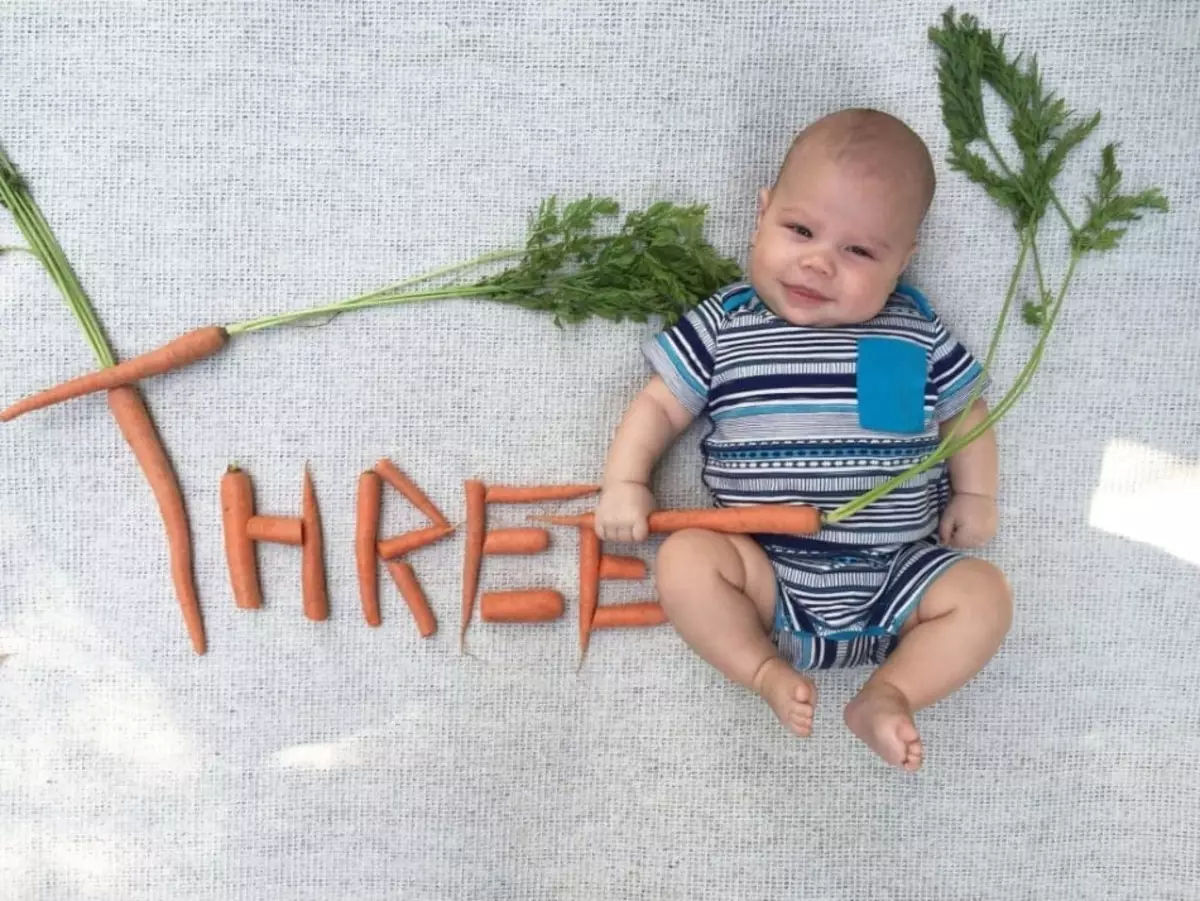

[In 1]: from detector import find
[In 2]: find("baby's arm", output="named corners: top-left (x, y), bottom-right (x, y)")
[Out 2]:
top-left (595, 375), bottom-right (695, 542)
top-left (938, 398), bottom-right (999, 547)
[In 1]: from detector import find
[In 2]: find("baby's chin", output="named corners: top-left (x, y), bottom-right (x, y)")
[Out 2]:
top-left (761, 292), bottom-right (864, 328)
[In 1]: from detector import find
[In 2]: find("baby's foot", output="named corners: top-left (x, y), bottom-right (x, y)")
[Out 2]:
top-left (752, 656), bottom-right (816, 738)
top-left (844, 682), bottom-right (923, 771)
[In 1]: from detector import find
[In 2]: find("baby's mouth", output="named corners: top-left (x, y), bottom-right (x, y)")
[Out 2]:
top-left (781, 283), bottom-right (835, 306)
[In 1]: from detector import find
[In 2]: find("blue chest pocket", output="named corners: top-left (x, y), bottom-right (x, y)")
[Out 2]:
top-left (856, 337), bottom-right (929, 434)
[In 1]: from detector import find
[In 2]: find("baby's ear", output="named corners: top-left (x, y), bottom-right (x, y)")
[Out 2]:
top-left (755, 187), bottom-right (771, 227)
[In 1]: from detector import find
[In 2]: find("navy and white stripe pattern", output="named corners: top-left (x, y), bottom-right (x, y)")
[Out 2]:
top-left (643, 281), bottom-right (985, 668)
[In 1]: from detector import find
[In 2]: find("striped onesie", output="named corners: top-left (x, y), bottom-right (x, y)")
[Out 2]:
top-left (643, 281), bottom-right (988, 669)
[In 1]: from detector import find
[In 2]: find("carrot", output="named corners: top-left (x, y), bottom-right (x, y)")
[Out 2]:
top-left (460, 479), bottom-right (487, 647)
top-left (356, 470), bottom-right (382, 627)
top-left (386, 560), bottom-right (437, 637)
top-left (534, 504), bottom-right (823, 537)
top-left (2, 326), bottom-right (228, 422)
top-left (377, 523), bottom-right (454, 560)
top-left (220, 464), bottom-right (261, 610)
top-left (246, 514), bottom-right (304, 546)
top-left (484, 484), bottom-right (601, 504)
top-left (482, 527), bottom-right (550, 555)
top-left (598, 554), bottom-right (647, 581)
top-left (301, 468), bottom-right (327, 621)
top-left (107, 386), bottom-right (206, 654)
top-left (592, 602), bottom-right (667, 629)
top-left (480, 589), bottom-right (565, 623)
top-left (578, 526), bottom-right (601, 657)
top-left (374, 458), bottom-right (449, 528)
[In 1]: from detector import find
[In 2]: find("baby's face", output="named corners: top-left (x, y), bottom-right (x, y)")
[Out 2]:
top-left (748, 152), bottom-right (921, 327)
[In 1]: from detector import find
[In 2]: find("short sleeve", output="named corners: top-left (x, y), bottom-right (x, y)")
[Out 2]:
top-left (929, 315), bottom-right (990, 422)
top-left (641, 292), bottom-right (727, 416)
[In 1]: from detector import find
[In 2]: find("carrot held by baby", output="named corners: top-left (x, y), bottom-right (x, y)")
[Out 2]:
top-left (0, 197), bottom-right (740, 422)
top-left (533, 504), bottom-right (823, 536)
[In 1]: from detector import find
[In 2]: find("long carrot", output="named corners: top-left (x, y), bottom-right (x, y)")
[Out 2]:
top-left (534, 504), bottom-right (823, 537)
top-left (246, 514), bottom-right (304, 546)
top-left (484, 484), bottom-right (601, 504)
top-left (578, 526), bottom-right (601, 657)
top-left (377, 523), bottom-right (454, 560)
top-left (1, 326), bottom-right (228, 422)
top-left (357, 470), bottom-right (382, 627)
top-left (480, 589), bottom-right (565, 623)
top-left (598, 554), bottom-right (647, 581)
top-left (220, 464), bottom-right (261, 610)
top-left (460, 479), bottom-right (487, 648)
top-left (482, 527), bottom-right (550, 555)
top-left (107, 386), bottom-right (206, 654)
top-left (386, 560), bottom-right (437, 637)
top-left (592, 602), bottom-right (667, 629)
top-left (301, 468), bottom-right (327, 621)
top-left (374, 458), bottom-right (449, 528)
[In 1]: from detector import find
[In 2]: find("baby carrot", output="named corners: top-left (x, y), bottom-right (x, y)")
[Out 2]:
top-left (482, 527), bottom-right (550, 555)
top-left (1, 326), bottom-right (228, 422)
top-left (592, 602), bottom-right (668, 629)
top-left (357, 470), bottom-right (382, 627)
top-left (480, 589), bottom-right (565, 623)
top-left (598, 554), bottom-right (647, 581)
top-left (377, 523), bottom-right (454, 560)
top-left (107, 386), bottom-right (206, 654)
top-left (460, 479), bottom-right (487, 647)
top-left (220, 464), bottom-right (261, 610)
top-left (301, 468), bottom-right (327, 621)
top-left (484, 484), bottom-right (601, 504)
top-left (246, 514), bottom-right (304, 546)
top-left (578, 526), bottom-right (601, 657)
top-left (386, 560), bottom-right (437, 637)
top-left (374, 458), bottom-right (449, 528)
top-left (533, 504), bottom-right (823, 537)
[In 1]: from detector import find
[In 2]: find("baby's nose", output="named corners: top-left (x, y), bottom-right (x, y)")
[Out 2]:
top-left (800, 246), bottom-right (835, 276)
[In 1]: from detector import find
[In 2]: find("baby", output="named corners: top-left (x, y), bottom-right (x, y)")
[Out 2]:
top-left (595, 108), bottom-right (1012, 771)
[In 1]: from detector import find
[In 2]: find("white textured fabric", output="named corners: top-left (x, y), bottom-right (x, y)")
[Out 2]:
top-left (1, 2), bottom-right (1198, 899)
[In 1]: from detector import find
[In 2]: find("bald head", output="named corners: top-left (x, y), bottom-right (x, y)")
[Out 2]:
top-left (776, 108), bottom-right (936, 226)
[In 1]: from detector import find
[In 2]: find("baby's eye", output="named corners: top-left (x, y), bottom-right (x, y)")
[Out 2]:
top-left (788, 224), bottom-right (813, 238)
top-left (847, 245), bottom-right (875, 259)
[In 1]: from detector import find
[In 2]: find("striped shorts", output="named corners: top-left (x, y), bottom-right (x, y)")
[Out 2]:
top-left (765, 537), bottom-right (964, 670)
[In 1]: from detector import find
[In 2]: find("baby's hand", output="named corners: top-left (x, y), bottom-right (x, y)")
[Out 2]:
top-left (938, 492), bottom-right (998, 548)
top-left (594, 480), bottom-right (655, 542)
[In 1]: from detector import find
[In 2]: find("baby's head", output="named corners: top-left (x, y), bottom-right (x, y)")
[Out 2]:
top-left (748, 108), bottom-right (935, 327)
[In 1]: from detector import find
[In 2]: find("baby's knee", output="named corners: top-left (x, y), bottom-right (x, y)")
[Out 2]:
top-left (655, 529), bottom-right (730, 596)
top-left (956, 559), bottom-right (1013, 632)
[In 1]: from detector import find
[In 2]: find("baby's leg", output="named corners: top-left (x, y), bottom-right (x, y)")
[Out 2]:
top-left (655, 528), bottom-right (815, 737)
top-left (845, 558), bottom-right (1012, 771)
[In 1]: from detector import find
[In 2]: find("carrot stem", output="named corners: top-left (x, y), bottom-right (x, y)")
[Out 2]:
top-left (357, 471), bottom-right (382, 627)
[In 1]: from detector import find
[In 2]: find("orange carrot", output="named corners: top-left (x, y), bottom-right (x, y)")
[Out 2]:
top-left (386, 560), bottom-right (437, 637)
top-left (246, 514), bottom-right (304, 546)
top-left (2, 326), bottom-right (228, 422)
top-left (374, 458), bottom-right (449, 527)
top-left (484, 484), bottom-right (601, 504)
top-left (592, 602), bottom-right (667, 629)
top-left (534, 504), bottom-right (823, 537)
top-left (578, 526), bottom-right (601, 657)
top-left (598, 554), bottom-right (647, 581)
top-left (357, 470), bottom-right (382, 627)
top-left (482, 527), bottom-right (550, 555)
top-left (301, 468), bottom-right (327, 621)
top-left (220, 464), bottom-right (261, 610)
top-left (460, 479), bottom-right (487, 646)
top-left (107, 386), bottom-right (206, 654)
top-left (480, 589), bottom-right (565, 623)
top-left (377, 523), bottom-right (454, 560)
